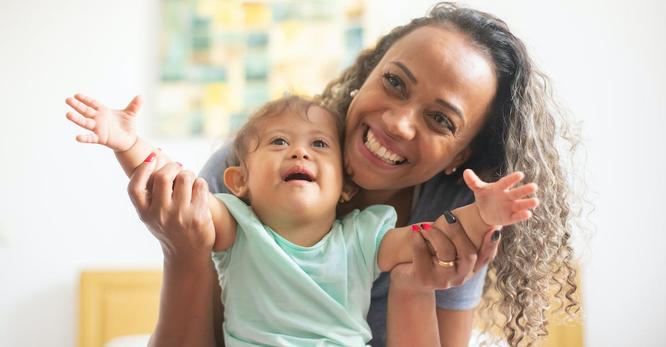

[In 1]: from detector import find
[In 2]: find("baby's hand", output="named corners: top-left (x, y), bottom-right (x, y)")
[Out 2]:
top-left (463, 169), bottom-right (539, 228)
top-left (65, 93), bottom-right (142, 152)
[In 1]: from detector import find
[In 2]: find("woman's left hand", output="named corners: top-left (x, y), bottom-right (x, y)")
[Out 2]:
top-left (392, 216), bottom-right (500, 292)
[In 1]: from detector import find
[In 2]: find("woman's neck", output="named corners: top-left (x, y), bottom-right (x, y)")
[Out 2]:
top-left (341, 186), bottom-right (414, 227)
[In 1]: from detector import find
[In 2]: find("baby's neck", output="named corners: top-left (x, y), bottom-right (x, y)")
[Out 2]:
top-left (254, 207), bottom-right (337, 247)
top-left (340, 187), bottom-right (414, 227)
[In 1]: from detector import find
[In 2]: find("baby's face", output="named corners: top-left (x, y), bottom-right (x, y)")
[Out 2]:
top-left (242, 106), bottom-right (343, 218)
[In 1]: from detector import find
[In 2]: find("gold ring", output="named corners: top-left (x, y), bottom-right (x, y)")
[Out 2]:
top-left (436, 259), bottom-right (455, 268)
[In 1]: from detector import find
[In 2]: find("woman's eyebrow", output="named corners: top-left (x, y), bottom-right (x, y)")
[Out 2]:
top-left (435, 98), bottom-right (465, 121)
top-left (391, 61), bottom-right (417, 84)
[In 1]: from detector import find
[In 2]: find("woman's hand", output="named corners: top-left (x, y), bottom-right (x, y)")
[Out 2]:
top-left (128, 160), bottom-right (215, 265)
top-left (386, 223), bottom-right (499, 347)
top-left (394, 215), bottom-right (499, 291)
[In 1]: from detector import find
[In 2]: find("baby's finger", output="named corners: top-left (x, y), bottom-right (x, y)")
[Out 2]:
top-left (462, 169), bottom-right (487, 191)
top-left (512, 198), bottom-right (539, 212)
top-left (508, 182), bottom-right (538, 199)
top-left (124, 95), bottom-right (143, 115)
top-left (510, 210), bottom-right (532, 223)
top-left (66, 97), bottom-right (96, 118)
top-left (66, 111), bottom-right (96, 130)
top-left (496, 171), bottom-right (525, 190)
top-left (75, 133), bottom-right (100, 144)
top-left (74, 93), bottom-right (103, 110)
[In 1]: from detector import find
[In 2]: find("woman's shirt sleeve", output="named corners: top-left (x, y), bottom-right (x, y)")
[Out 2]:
top-left (199, 144), bottom-right (233, 194)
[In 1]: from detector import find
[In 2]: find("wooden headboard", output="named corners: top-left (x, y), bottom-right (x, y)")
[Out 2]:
top-left (79, 270), bottom-right (162, 347)
top-left (78, 270), bottom-right (582, 347)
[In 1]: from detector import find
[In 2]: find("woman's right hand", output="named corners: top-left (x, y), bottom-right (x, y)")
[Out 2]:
top-left (128, 160), bottom-right (216, 265)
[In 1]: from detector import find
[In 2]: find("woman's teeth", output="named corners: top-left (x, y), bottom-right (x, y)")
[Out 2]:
top-left (364, 129), bottom-right (406, 165)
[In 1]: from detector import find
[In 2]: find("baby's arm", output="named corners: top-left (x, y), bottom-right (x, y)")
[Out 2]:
top-left (65, 93), bottom-right (236, 251)
top-left (377, 169), bottom-right (539, 271)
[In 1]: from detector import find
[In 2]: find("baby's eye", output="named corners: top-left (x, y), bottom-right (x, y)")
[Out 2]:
top-left (271, 137), bottom-right (288, 146)
top-left (312, 139), bottom-right (328, 148)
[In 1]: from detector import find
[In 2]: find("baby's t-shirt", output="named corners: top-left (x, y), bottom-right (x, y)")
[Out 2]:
top-left (211, 193), bottom-right (397, 347)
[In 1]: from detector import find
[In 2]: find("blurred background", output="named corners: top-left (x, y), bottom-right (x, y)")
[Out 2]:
top-left (1, 0), bottom-right (665, 346)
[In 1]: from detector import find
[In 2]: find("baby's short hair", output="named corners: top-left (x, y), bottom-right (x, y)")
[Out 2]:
top-left (227, 95), bottom-right (343, 169)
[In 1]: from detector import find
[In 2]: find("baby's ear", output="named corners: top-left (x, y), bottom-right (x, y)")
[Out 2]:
top-left (223, 166), bottom-right (249, 198)
top-left (340, 180), bottom-right (359, 203)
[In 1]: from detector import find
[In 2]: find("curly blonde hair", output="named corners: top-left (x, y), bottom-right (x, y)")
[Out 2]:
top-left (319, 2), bottom-right (581, 346)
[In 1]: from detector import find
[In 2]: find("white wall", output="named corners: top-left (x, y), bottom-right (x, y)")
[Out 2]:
top-left (1, 0), bottom-right (665, 346)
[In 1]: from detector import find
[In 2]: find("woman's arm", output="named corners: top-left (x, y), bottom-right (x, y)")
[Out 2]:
top-left (386, 222), bottom-right (500, 347)
top-left (129, 161), bottom-right (220, 346)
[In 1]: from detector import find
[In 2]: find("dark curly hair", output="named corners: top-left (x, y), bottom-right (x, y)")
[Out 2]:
top-left (319, 2), bottom-right (582, 346)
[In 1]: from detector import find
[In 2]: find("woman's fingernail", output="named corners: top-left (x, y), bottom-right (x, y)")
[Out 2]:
top-left (420, 223), bottom-right (432, 231)
top-left (176, 162), bottom-right (183, 167)
top-left (491, 230), bottom-right (502, 242)
top-left (411, 224), bottom-right (421, 232)
top-left (143, 152), bottom-right (156, 163)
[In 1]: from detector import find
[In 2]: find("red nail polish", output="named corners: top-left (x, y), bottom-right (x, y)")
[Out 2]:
top-left (421, 223), bottom-right (432, 231)
top-left (143, 152), bottom-right (156, 163)
top-left (411, 224), bottom-right (420, 232)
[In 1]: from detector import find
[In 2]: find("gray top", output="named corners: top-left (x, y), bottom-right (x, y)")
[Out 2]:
top-left (199, 145), bottom-right (487, 347)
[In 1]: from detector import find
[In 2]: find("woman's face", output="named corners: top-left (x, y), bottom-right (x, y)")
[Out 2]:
top-left (344, 25), bottom-right (498, 191)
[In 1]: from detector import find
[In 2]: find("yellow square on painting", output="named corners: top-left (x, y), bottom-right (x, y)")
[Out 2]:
top-left (243, 3), bottom-right (271, 27)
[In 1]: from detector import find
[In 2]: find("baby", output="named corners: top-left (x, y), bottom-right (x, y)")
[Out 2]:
top-left (66, 93), bottom-right (538, 346)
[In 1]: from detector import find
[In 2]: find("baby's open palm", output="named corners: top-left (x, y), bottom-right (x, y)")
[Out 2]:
top-left (463, 169), bottom-right (539, 227)
top-left (65, 94), bottom-right (142, 152)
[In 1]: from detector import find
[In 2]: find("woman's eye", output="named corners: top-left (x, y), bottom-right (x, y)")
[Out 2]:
top-left (428, 112), bottom-right (455, 133)
top-left (313, 139), bottom-right (328, 148)
top-left (271, 138), bottom-right (288, 146)
top-left (382, 73), bottom-right (406, 97)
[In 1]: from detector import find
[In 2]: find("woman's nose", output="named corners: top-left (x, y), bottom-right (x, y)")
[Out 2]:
top-left (290, 146), bottom-right (310, 160)
top-left (382, 106), bottom-right (417, 141)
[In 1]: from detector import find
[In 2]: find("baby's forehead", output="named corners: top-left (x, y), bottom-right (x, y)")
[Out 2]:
top-left (257, 107), bottom-right (340, 137)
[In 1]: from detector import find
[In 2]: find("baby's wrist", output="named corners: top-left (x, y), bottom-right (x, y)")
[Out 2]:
top-left (113, 134), bottom-right (139, 153)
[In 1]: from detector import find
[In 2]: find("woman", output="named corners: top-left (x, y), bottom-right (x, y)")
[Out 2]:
top-left (128, 2), bottom-right (579, 346)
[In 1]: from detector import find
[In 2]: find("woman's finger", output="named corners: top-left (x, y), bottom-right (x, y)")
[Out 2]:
top-left (431, 214), bottom-right (477, 279)
top-left (172, 170), bottom-right (196, 210)
top-left (151, 162), bottom-right (182, 210)
top-left (127, 158), bottom-right (158, 213)
top-left (418, 223), bottom-right (456, 263)
top-left (192, 178), bottom-right (209, 207)
top-left (473, 228), bottom-right (501, 273)
top-left (410, 229), bottom-right (439, 284)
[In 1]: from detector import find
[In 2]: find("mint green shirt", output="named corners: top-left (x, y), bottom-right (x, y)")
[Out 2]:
top-left (212, 193), bottom-right (396, 347)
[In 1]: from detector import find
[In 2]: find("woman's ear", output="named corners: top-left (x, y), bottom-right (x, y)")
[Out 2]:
top-left (223, 166), bottom-right (249, 198)
top-left (339, 180), bottom-right (359, 203)
top-left (446, 147), bottom-right (472, 175)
